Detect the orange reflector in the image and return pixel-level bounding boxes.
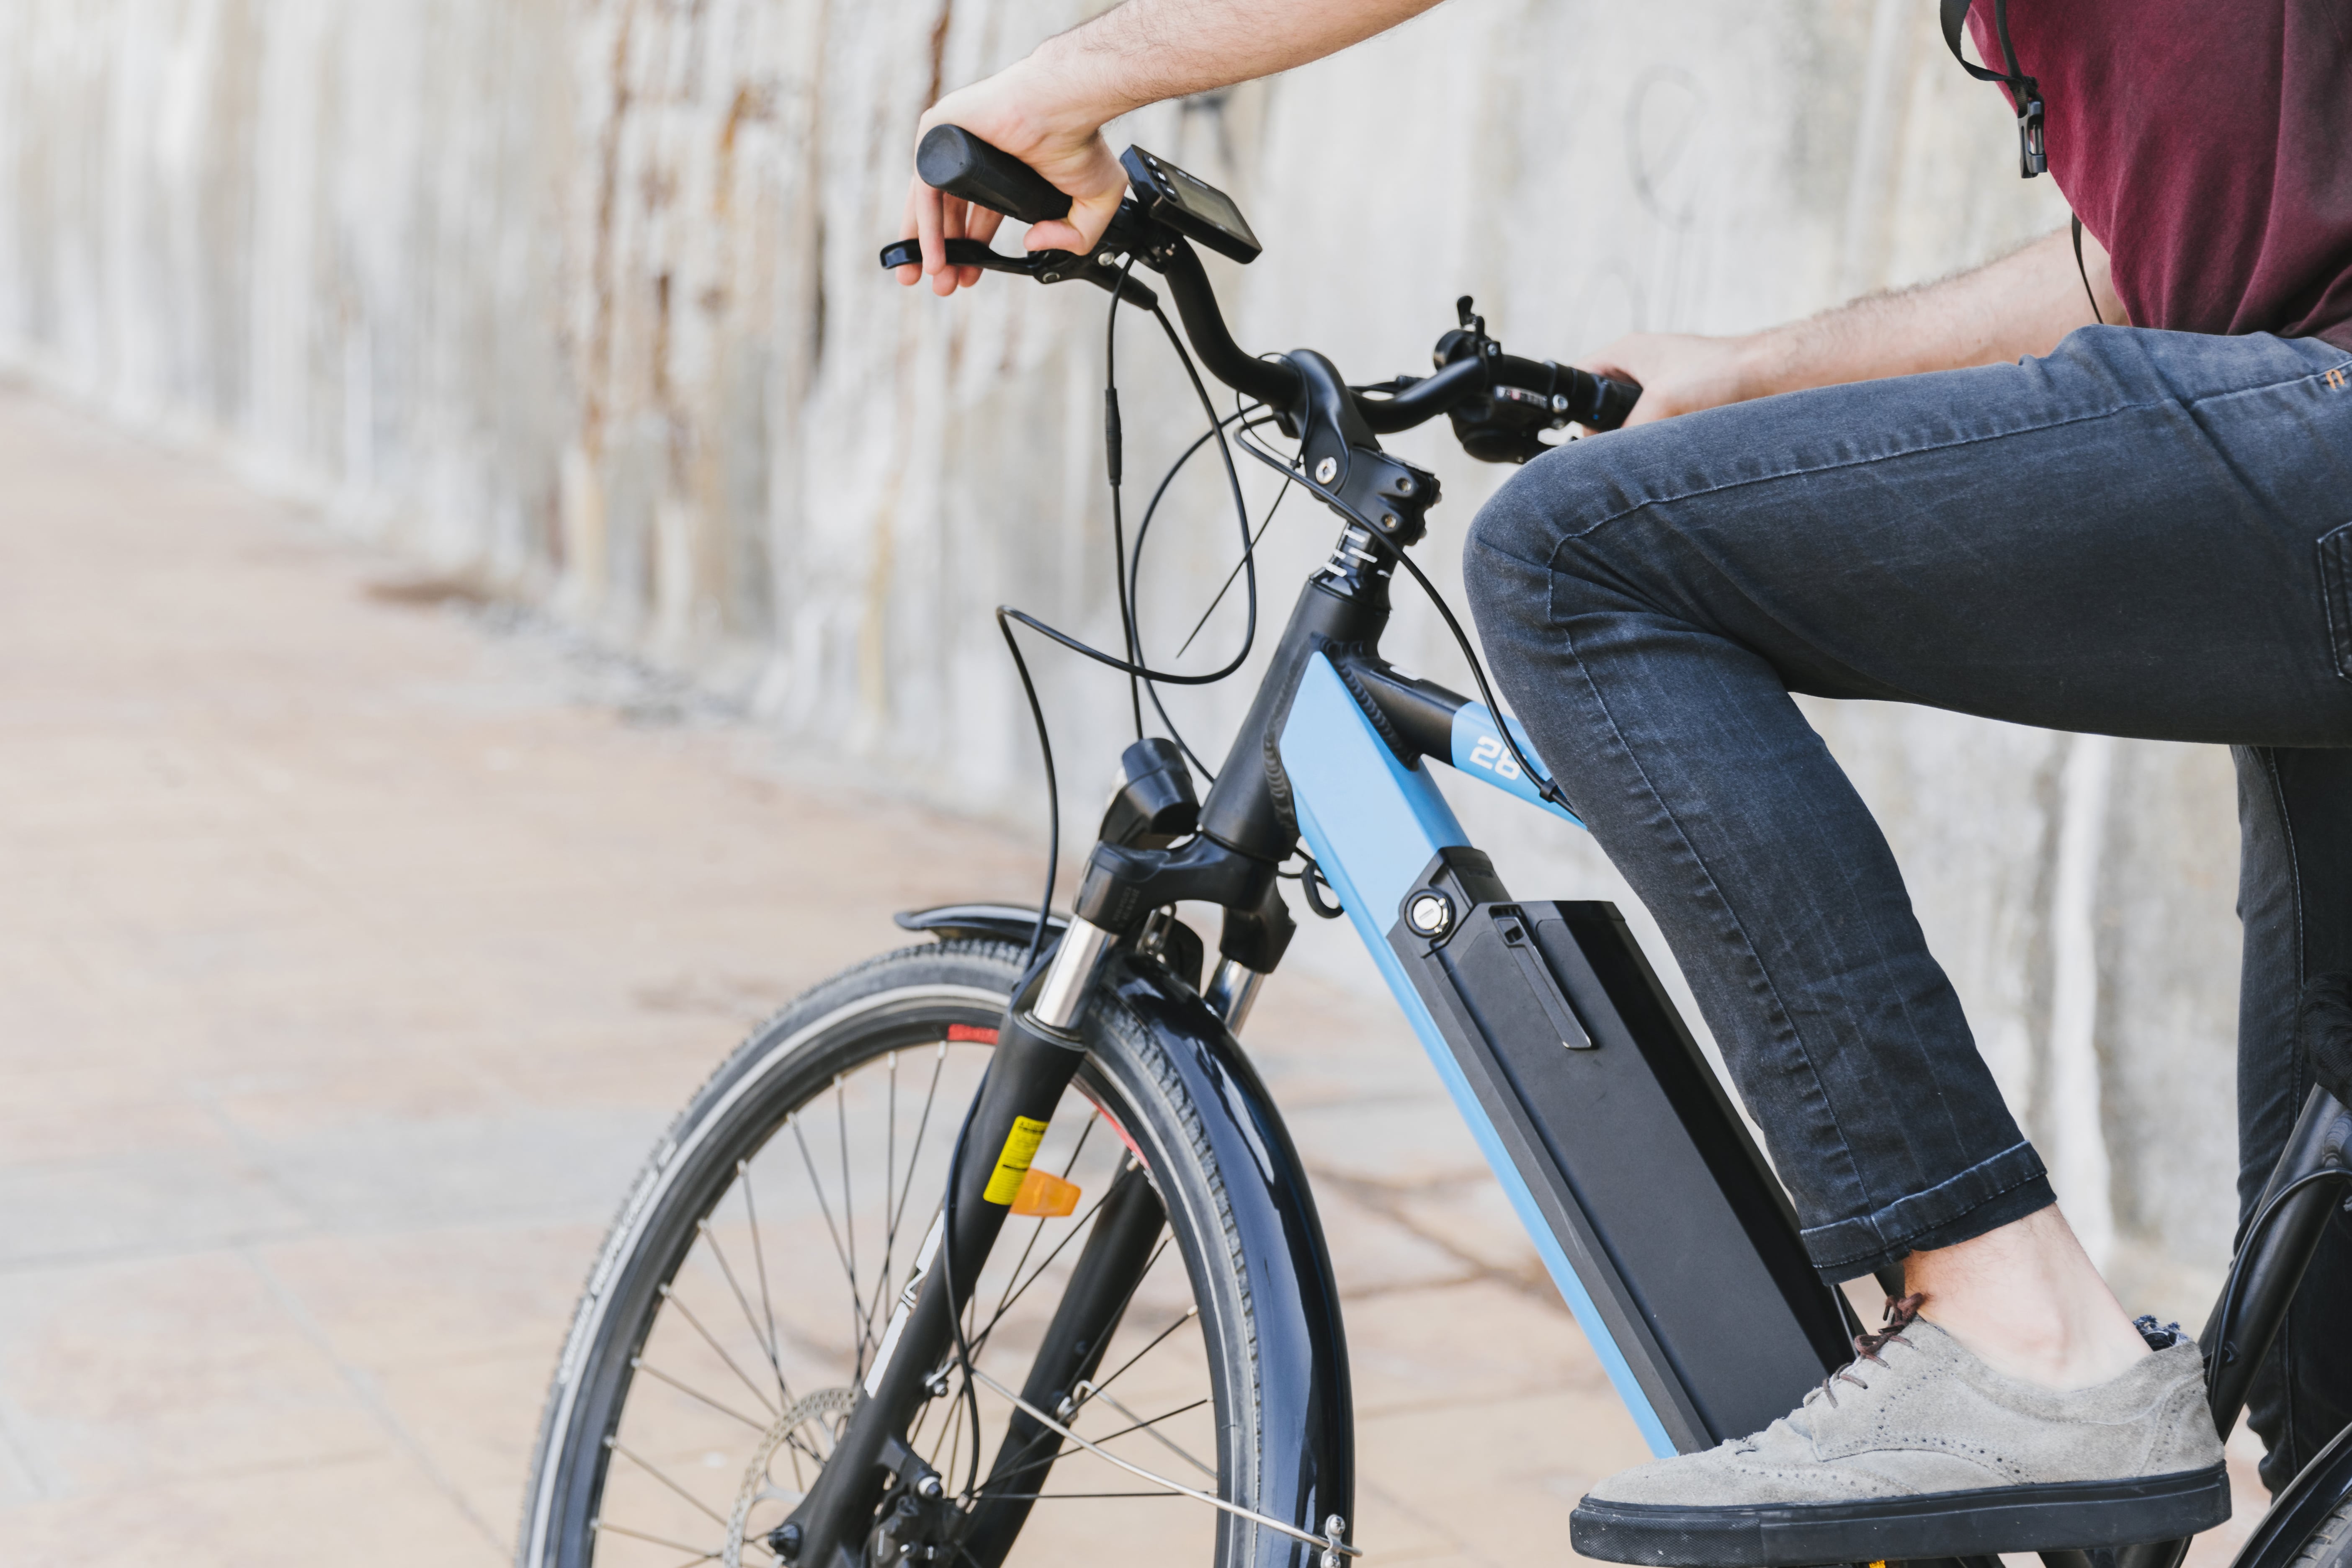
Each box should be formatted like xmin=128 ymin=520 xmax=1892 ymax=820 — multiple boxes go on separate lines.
xmin=947 ymin=1023 xmax=998 ymax=1043
xmin=1010 ymin=1167 xmax=1081 ymax=1218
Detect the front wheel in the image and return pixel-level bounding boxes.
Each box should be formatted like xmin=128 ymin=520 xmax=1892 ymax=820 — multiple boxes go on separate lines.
xmin=518 ymin=939 xmax=1289 ymax=1568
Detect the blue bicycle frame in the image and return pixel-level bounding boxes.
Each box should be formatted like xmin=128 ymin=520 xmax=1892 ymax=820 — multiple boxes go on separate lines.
xmin=1279 ymin=649 xmax=1855 ymax=1458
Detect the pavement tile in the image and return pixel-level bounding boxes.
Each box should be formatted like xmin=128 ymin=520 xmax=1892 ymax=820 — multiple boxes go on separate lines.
xmin=1312 ymin=1183 xmax=1481 ymax=1298
xmin=1281 ymin=1098 xmax=1492 ymax=1190
xmin=0 ymin=1452 xmax=502 ymax=1565
xmin=251 ymin=1226 xmax=598 ymax=1373
xmin=0 ymin=1153 xmax=311 ymax=1268
xmin=1342 ymin=1279 xmax=1609 ymax=1417
xmin=1353 ymin=1388 xmax=1649 ymax=1568
xmin=370 ymin=1352 xmax=563 ymax=1538
xmin=0 ymin=1251 xmax=384 ymax=1496
xmin=0 ymin=1066 xmax=229 ymax=1164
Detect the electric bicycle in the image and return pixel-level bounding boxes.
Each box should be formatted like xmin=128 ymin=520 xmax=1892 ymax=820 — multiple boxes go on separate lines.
xmin=518 ymin=128 xmax=2352 ymax=1568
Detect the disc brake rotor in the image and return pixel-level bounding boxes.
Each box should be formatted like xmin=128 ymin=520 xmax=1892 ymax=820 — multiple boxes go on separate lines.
xmin=726 ymin=1385 xmax=858 ymax=1568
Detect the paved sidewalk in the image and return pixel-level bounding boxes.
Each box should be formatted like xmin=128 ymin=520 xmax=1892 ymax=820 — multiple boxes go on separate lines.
xmin=0 ymin=389 xmax=2262 ymax=1566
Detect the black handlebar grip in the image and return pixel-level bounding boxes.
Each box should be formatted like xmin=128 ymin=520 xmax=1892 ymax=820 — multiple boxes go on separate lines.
xmin=916 ymin=126 xmax=1072 ymax=226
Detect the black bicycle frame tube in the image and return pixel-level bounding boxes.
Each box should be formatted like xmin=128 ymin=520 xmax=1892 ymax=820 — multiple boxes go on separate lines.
xmin=790 ymin=532 xmax=1401 ymax=1567
xmin=2110 ymin=1085 xmax=2352 ymax=1568
xmin=784 ymin=1003 xmax=1093 ymax=1568
xmin=2205 ymin=1086 xmax=2352 ymax=1429
xmin=959 ymin=1160 xmax=1169 ymax=1567
xmin=1194 ymin=565 xmax=1394 ymax=863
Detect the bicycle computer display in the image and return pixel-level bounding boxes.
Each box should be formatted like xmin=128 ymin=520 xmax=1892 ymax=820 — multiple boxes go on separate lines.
xmin=1119 ymin=147 xmax=1262 ymax=265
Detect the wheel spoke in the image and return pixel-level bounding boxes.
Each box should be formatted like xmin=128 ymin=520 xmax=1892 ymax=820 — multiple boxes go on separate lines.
xmin=790 ymin=1114 xmax=869 ymax=1373
xmin=567 ymin=985 xmax=1236 ymax=1568
xmin=1083 ymin=1285 xmax=1190 ymax=1403
xmin=656 ymin=1283 xmax=781 ymax=1416
xmin=968 ymin=1184 xmax=1120 ymax=1353
xmin=886 ymin=1045 xmax=949 ymax=1278
xmin=864 ymin=1050 xmax=902 ymax=1354
xmin=965 ymin=1366 xmax=1358 ymax=1561
xmin=696 ymin=1216 xmax=793 ymax=1406
xmin=606 ymin=1435 xmax=732 ymax=1529
xmin=628 ymin=1357 xmax=769 ymax=1433
xmin=980 ymin=1112 xmax=1102 ymax=1339
xmin=981 ymin=1396 xmax=1212 ymax=1491
xmin=836 ymin=1074 xmax=860 ymax=1365
xmin=592 ymin=1519 xmax=721 ymax=1558
xmin=741 ymin=1159 xmax=789 ymax=1392
xmin=1076 ymin=1389 xmax=1216 ymax=1478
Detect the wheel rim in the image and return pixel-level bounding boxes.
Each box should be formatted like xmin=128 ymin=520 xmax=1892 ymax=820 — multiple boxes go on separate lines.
xmin=565 ymin=991 xmax=1229 ymax=1568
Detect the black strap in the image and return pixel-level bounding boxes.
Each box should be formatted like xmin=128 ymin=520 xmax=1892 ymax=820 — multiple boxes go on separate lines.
xmin=2071 ymin=214 xmax=2105 ymax=325
xmin=1940 ymin=0 xmax=2047 ymax=177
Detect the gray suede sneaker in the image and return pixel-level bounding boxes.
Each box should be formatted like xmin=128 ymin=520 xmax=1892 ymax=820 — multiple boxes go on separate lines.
xmin=1570 ymin=1300 xmax=2228 ymax=1567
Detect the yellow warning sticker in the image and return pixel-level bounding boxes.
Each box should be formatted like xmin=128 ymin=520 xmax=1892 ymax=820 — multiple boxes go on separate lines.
xmin=982 ymin=1115 xmax=1051 ymax=1204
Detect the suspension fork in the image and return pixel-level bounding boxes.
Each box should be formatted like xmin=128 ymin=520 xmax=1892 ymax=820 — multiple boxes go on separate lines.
xmin=778 ymin=919 xmax=1120 ymax=1568
xmin=957 ymin=1160 xmax=1170 ymax=1568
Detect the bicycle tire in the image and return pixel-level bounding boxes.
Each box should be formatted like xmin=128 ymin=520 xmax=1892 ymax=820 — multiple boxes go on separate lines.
xmin=517 ymin=938 xmax=1281 ymax=1568
xmin=2289 ymin=1492 xmax=2352 ymax=1568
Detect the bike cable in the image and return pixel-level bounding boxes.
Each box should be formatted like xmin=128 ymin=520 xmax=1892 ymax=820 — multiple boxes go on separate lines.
xmin=995 ymin=608 xmax=1063 ymax=977
xmin=1296 ymin=855 xmax=1343 ymax=917
xmin=933 ymin=1091 xmax=992 ymax=1504
xmin=993 ymin=266 xmax=1273 ymax=972
xmin=1126 ymin=401 xmax=1295 ymax=781
xmin=1105 ymin=255 xmax=1147 ymax=740
xmin=1230 ymin=417 xmax=1579 ymax=819
xmin=998 ymin=308 xmax=1258 ymax=688
xmin=974 ymin=289 xmax=1291 ymax=1473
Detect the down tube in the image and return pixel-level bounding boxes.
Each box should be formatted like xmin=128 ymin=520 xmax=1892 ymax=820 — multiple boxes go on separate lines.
xmin=1278 ymin=654 xmax=1675 ymax=1457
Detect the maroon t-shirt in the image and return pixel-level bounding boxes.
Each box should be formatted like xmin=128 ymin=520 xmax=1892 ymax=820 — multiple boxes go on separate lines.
xmin=1968 ymin=0 xmax=2352 ymax=349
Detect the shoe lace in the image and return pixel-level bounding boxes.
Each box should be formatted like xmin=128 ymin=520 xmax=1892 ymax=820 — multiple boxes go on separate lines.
xmin=1808 ymin=1292 xmax=1924 ymax=1408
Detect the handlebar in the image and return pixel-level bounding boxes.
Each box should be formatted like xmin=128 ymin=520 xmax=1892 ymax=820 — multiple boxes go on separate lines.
xmin=915 ymin=126 xmax=1072 ymax=227
xmin=891 ymin=128 xmax=1641 ymax=444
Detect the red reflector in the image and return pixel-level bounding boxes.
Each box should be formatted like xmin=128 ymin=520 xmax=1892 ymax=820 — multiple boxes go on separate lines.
xmin=947 ymin=1024 xmax=998 ymax=1044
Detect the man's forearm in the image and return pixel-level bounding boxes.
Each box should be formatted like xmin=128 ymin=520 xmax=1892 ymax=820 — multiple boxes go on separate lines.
xmin=904 ymin=0 xmax=1449 ymax=280
xmin=1739 ymin=227 xmax=2126 ymax=398
xmin=1031 ymin=0 xmax=1448 ymax=127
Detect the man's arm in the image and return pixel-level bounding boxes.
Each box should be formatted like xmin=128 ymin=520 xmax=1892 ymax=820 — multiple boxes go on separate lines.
xmin=902 ymin=0 xmax=1445 ymax=295
xmin=1589 ymin=226 xmax=2128 ymax=426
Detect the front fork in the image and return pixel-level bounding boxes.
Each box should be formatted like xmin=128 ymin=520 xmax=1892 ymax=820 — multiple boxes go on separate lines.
xmin=778 ymin=918 xmax=1138 ymax=1568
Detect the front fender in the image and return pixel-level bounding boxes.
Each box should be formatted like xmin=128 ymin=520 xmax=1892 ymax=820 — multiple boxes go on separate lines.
xmin=1098 ymin=952 xmax=1356 ymax=1565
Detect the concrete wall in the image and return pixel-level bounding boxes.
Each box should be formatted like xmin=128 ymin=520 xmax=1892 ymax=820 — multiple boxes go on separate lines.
xmin=0 ymin=0 xmax=2244 ymax=1318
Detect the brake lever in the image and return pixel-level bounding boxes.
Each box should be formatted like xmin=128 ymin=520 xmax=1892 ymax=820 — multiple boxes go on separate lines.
xmin=877 ymin=238 xmax=1159 ymax=309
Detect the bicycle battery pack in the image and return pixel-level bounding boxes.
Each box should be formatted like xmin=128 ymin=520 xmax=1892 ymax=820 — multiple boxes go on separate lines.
xmin=1389 ymin=846 xmax=1855 ymax=1453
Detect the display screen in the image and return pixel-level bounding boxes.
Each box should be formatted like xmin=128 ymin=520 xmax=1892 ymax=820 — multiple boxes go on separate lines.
xmin=1160 ymin=164 xmax=1255 ymax=248
xmin=1123 ymin=146 xmax=1262 ymax=262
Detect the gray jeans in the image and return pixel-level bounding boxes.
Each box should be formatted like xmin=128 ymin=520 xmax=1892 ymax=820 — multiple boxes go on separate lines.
xmin=1462 ymin=325 xmax=2352 ymax=1486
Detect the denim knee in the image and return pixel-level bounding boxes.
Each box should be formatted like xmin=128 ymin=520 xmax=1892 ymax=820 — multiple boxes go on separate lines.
xmin=1468 ymin=442 xmax=1618 ymax=625
xmin=1463 ymin=441 xmax=1638 ymax=639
